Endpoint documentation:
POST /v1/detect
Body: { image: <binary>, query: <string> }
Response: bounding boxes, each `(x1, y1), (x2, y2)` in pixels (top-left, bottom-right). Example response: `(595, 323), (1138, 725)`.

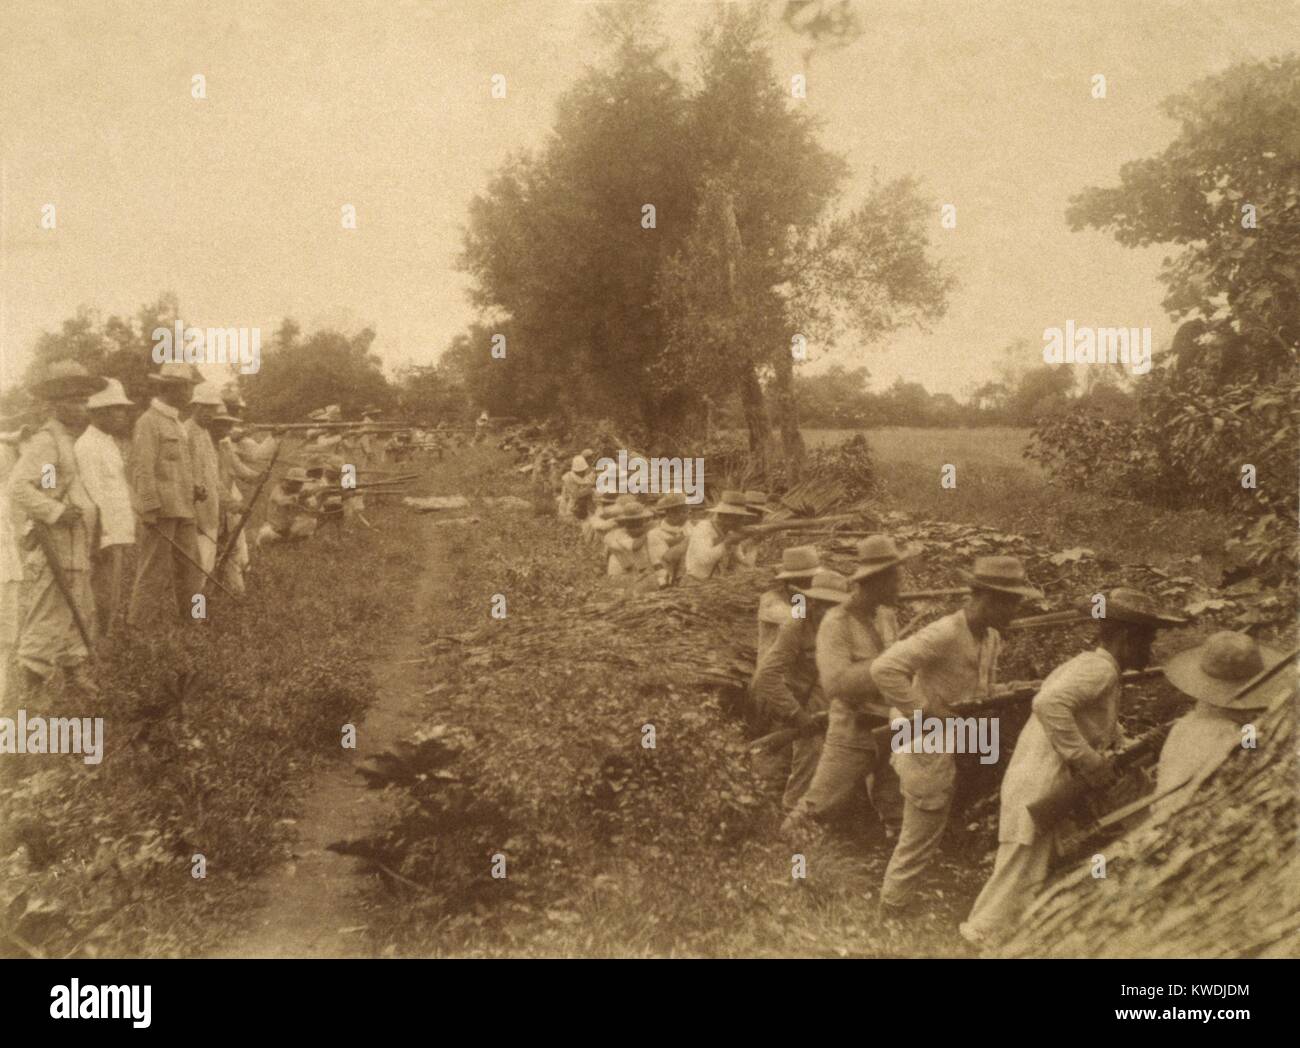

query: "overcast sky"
(1, 0), (1294, 396)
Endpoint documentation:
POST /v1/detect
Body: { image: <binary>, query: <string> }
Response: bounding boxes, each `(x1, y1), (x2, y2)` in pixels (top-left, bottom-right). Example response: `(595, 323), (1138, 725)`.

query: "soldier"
(959, 587), (1184, 947)
(210, 405), (255, 593)
(582, 488), (621, 546)
(603, 496), (657, 592)
(6, 361), (105, 695)
(74, 378), (136, 636)
(1151, 631), (1291, 822)
(781, 535), (913, 841)
(871, 556), (1039, 917)
(559, 455), (594, 520)
(127, 361), (202, 629)
(757, 546), (821, 659)
(256, 468), (316, 547)
(0, 393), (37, 706)
(682, 490), (756, 581)
(646, 492), (694, 588)
(752, 569), (850, 810)
(186, 383), (224, 574)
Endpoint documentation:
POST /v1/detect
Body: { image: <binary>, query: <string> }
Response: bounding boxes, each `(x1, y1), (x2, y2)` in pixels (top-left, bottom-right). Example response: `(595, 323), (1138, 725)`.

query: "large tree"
(242, 321), (393, 421)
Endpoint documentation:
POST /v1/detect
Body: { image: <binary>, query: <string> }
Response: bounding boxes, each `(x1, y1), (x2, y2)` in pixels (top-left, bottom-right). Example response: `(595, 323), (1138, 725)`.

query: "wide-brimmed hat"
(283, 467), (310, 484)
(220, 382), (246, 409)
(614, 496), (653, 523)
(959, 556), (1042, 598)
(799, 569), (850, 605)
(1162, 631), (1290, 709)
(744, 490), (774, 515)
(191, 381), (225, 406)
(1082, 587), (1187, 628)
(148, 362), (200, 385)
(28, 360), (107, 401)
(571, 455), (590, 473)
(848, 534), (916, 583)
(655, 492), (688, 512)
(775, 545), (821, 580)
(85, 377), (133, 410)
(710, 490), (756, 517)
(210, 407), (240, 424)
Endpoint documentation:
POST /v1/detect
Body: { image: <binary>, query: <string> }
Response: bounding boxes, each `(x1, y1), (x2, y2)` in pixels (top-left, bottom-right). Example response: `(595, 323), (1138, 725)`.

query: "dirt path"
(207, 522), (444, 959)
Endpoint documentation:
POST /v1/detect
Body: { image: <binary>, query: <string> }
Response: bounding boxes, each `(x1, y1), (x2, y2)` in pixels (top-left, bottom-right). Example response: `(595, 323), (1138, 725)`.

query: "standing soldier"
(960, 588), (1184, 947)
(127, 362), (202, 629)
(210, 404), (256, 593)
(871, 556), (1039, 917)
(782, 535), (912, 840)
(558, 454), (593, 520)
(1, 393), (37, 706)
(6, 361), (105, 695)
(75, 379), (136, 636)
(186, 383), (224, 575)
(751, 569), (850, 810)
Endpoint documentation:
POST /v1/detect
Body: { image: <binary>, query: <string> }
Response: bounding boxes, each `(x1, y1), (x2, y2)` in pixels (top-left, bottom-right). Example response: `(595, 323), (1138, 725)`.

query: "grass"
(805, 426), (1235, 580)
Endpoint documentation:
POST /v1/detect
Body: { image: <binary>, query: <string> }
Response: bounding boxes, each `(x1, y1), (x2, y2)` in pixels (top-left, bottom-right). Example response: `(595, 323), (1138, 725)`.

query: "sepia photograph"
(0, 0), (1296, 1014)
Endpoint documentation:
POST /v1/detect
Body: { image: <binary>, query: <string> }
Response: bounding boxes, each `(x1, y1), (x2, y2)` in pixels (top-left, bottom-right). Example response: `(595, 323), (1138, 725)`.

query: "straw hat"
(744, 490), (774, 515)
(148, 362), (200, 385)
(798, 569), (850, 605)
(1083, 587), (1186, 628)
(847, 534), (916, 582)
(1162, 631), (1290, 709)
(775, 545), (821, 580)
(86, 377), (133, 410)
(571, 455), (590, 473)
(958, 556), (1042, 598)
(614, 496), (653, 523)
(191, 382), (225, 406)
(710, 490), (756, 517)
(655, 492), (688, 512)
(210, 406), (240, 424)
(28, 360), (107, 400)
(283, 468), (310, 484)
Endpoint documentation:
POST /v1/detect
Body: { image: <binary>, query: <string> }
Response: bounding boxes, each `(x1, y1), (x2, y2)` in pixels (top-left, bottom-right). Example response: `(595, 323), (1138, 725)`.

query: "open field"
(804, 427), (1235, 580)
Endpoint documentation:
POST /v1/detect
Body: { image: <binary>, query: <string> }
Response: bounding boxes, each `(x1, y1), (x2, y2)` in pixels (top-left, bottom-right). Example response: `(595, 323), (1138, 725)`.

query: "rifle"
(30, 521), (95, 657)
(1027, 647), (1298, 833)
(208, 438), (283, 589)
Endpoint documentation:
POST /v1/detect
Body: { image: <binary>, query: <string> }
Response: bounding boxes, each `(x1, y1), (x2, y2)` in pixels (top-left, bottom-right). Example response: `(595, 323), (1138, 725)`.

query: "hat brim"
(710, 505), (757, 517)
(775, 567), (821, 580)
(958, 569), (1042, 599)
(799, 586), (850, 604)
(849, 547), (918, 583)
(148, 373), (198, 384)
(1162, 643), (1288, 707)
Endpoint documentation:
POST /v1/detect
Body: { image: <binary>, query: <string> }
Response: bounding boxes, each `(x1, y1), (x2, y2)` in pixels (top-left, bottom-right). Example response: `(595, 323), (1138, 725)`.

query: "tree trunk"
(770, 348), (806, 482)
(739, 365), (768, 474)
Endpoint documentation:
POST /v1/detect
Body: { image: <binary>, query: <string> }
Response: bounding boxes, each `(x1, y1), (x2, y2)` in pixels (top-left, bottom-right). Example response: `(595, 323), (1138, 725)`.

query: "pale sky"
(1, 0), (1295, 397)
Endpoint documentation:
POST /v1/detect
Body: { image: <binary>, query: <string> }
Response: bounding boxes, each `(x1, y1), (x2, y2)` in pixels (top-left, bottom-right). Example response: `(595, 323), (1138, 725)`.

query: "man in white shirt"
(646, 492), (694, 588)
(871, 556), (1038, 916)
(75, 379), (136, 636)
(683, 490), (756, 581)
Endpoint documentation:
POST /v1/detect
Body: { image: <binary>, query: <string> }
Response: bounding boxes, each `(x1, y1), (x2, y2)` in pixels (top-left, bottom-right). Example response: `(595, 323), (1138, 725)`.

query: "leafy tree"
(1066, 54), (1298, 385)
(242, 321), (393, 421)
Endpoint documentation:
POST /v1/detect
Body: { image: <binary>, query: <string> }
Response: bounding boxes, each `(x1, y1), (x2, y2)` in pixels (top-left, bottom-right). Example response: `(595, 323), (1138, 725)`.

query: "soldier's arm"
(870, 618), (945, 711)
(1031, 660), (1113, 773)
(8, 431), (68, 524)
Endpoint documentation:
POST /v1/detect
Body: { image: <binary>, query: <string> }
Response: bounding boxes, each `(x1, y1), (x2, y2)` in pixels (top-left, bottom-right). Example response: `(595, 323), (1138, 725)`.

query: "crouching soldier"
(256, 468), (316, 547)
(959, 587), (1184, 947)
(603, 496), (658, 594)
(1150, 631), (1292, 823)
(751, 569), (849, 810)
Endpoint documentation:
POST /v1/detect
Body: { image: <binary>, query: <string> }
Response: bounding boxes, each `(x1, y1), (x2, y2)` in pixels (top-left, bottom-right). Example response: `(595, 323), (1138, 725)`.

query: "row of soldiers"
(519, 439), (1291, 948)
(0, 359), (356, 706)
